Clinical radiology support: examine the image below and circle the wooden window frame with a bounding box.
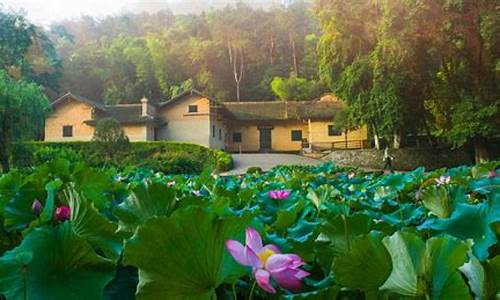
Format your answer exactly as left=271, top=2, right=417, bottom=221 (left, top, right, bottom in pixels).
left=291, top=130, right=303, bottom=141
left=62, top=125, right=73, bottom=138
left=232, top=132, right=242, bottom=143
left=188, top=105, right=198, bottom=113
left=328, top=125, right=341, bottom=136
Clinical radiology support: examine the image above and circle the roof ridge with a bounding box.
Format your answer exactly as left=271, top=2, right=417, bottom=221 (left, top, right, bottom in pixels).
left=106, top=103, right=142, bottom=107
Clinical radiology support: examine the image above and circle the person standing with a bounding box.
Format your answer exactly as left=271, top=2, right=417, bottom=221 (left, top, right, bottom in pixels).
left=382, top=146, right=394, bottom=173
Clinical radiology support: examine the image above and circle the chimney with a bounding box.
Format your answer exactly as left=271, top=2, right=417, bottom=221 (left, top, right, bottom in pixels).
left=141, top=97, right=148, bottom=116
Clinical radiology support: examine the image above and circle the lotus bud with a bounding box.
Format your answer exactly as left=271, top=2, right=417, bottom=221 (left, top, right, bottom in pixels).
left=415, top=189, right=422, bottom=201
left=31, top=199, right=43, bottom=216
left=54, top=205, right=71, bottom=221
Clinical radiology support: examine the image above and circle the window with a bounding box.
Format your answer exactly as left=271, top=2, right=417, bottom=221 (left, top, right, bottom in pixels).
left=232, top=132, right=242, bottom=143
left=291, top=130, right=302, bottom=141
left=62, top=125, right=73, bottom=137
left=188, top=105, right=198, bottom=113
left=218, top=128, right=222, bottom=140
left=328, top=125, right=341, bottom=136
left=212, top=125, right=216, bottom=138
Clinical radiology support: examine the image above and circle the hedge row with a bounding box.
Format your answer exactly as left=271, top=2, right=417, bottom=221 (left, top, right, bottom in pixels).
left=13, top=141, right=233, bottom=174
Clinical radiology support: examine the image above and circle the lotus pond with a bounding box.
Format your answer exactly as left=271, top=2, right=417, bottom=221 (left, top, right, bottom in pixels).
left=0, top=159, right=499, bottom=299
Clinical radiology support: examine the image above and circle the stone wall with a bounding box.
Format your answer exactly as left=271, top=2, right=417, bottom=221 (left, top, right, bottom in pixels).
left=325, top=147, right=473, bottom=170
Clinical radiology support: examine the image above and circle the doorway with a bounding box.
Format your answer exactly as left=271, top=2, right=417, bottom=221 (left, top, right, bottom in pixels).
left=259, top=127, right=272, bottom=152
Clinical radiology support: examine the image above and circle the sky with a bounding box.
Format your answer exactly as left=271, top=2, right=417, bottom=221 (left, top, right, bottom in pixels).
left=1, top=0, right=285, bottom=25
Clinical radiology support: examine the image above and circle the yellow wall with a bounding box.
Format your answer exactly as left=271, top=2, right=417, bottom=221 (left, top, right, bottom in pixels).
left=45, top=100, right=95, bottom=141
left=45, top=95, right=368, bottom=151
left=122, top=125, right=148, bottom=141
left=226, top=120, right=309, bottom=152
left=157, top=95, right=212, bottom=147
left=309, top=121, right=368, bottom=149
left=226, top=120, right=368, bottom=152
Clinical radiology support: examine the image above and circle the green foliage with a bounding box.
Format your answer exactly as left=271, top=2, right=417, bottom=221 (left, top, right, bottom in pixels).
left=0, top=222, right=115, bottom=300
left=0, top=157, right=498, bottom=298
left=26, top=141, right=233, bottom=173
left=316, top=0, right=500, bottom=156
left=92, top=117, right=130, bottom=160
left=380, top=232, right=470, bottom=299
left=54, top=2, right=319, bottom=102
left=332, top=231, right=392, bottom=298
left=124, top=207, right=253, bottom=299
left=271, top=74, right=326, bottom=100
left=0, top=10, right=61, bottom=89
left=113, top=182, right=176, bottom=235
left=0, top=71, right=50, bottom=172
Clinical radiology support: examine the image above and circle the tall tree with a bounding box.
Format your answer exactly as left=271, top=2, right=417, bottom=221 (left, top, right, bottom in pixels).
left=0, top=10, right=60, bottom=171
left=426, top=0, right=499, bottom=162
left=0, top=71, right=50, bottom=172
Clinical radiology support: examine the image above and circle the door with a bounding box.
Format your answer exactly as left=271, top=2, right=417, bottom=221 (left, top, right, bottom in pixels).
left=259, top=127, right=272, bottom=152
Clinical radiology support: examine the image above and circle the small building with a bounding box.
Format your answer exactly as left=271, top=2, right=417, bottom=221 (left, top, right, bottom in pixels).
left=44, top=89, right=368, bottom=152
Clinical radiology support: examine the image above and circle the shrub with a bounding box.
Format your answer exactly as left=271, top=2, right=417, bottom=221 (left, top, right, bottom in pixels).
left=92, top=118, right=129, bottom=160
left=246, top=166, right=263, bottom=174
left=33, top=146, right=83, bottom=165
left=26, top=141, right=232, bottom=174
left=211, top=150, right=233, bottom=172
left=9, top=143, right=33, bottom=168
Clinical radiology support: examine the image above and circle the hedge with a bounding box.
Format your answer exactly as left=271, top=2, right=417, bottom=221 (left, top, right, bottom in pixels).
left=15, top=141, right=233, bottom=174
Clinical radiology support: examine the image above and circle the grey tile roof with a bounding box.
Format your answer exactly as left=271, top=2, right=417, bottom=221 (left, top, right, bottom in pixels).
left=52, top=92, right=106, bottom=111
left=223, top=100, right=343, bottom=121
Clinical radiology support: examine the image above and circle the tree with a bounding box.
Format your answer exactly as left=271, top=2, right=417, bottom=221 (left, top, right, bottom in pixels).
left=316, top=0, right=384, bottom=148
left=425, top=0, right=499, bottom=162
left=0, top=10, right=61, bottom=91
left=0, top=71, right=50, bottom=172
left=270, top=74, right=326, bottom=100
left=92, top=118, right=129, bottom=161
left=0, top=10, right=60, bottom=172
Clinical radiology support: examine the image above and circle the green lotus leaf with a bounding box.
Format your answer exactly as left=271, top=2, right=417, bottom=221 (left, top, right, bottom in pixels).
left=123, top=207, right=253, bottom=300
left=459, top=252, right=486, bottom=299
left=275, top=200, right=305, bottom=233
left=418, top=199, right=500, bottom=260
left=0, top=222, right=115, bottom=300
left=39, top=179, right=62, bottom=223
left=332, top=231, right=391, bottom=298
left=421, top=185, right=451, bottom=218
left=4, top=179, right=61, bottom=231
left=67, top=187, right=123, bottom=260
left=320, top=213, right=372, bottom=254
left=113, top=181, right=176, bottom=234
left=484, top=255, right=500, bottom=299
left=280, top=286, right=340, bottom=299
left=72, top=164, right=116, bottom=210
left=0, top=171, right=24, bottom=215
left=380, top=232, right=470, bottom=299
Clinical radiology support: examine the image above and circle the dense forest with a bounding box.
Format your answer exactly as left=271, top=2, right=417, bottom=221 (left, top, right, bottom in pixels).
left=0, top=0, right=499, bottom=161
left=50, top=1, right=323, bottom=103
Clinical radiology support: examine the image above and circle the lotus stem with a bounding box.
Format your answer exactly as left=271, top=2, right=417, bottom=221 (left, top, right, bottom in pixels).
left=232, top=282, right=237, bottom=300
left=248, top=280, right=257, bottom=300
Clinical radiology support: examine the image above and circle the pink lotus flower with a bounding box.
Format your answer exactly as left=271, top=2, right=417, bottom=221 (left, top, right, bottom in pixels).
left=488, top=170, right=497, bottom=178
left=226, top=227, right=309, bottom=294
left=54, top=205, right=71, bottom=221
left=193, top=190, right=202, bottom=197
left=31, top=199, right=43, bottom=216
left=435, top=175, right=451, bottom=186
left=268, top=190, right=290, bottom=200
